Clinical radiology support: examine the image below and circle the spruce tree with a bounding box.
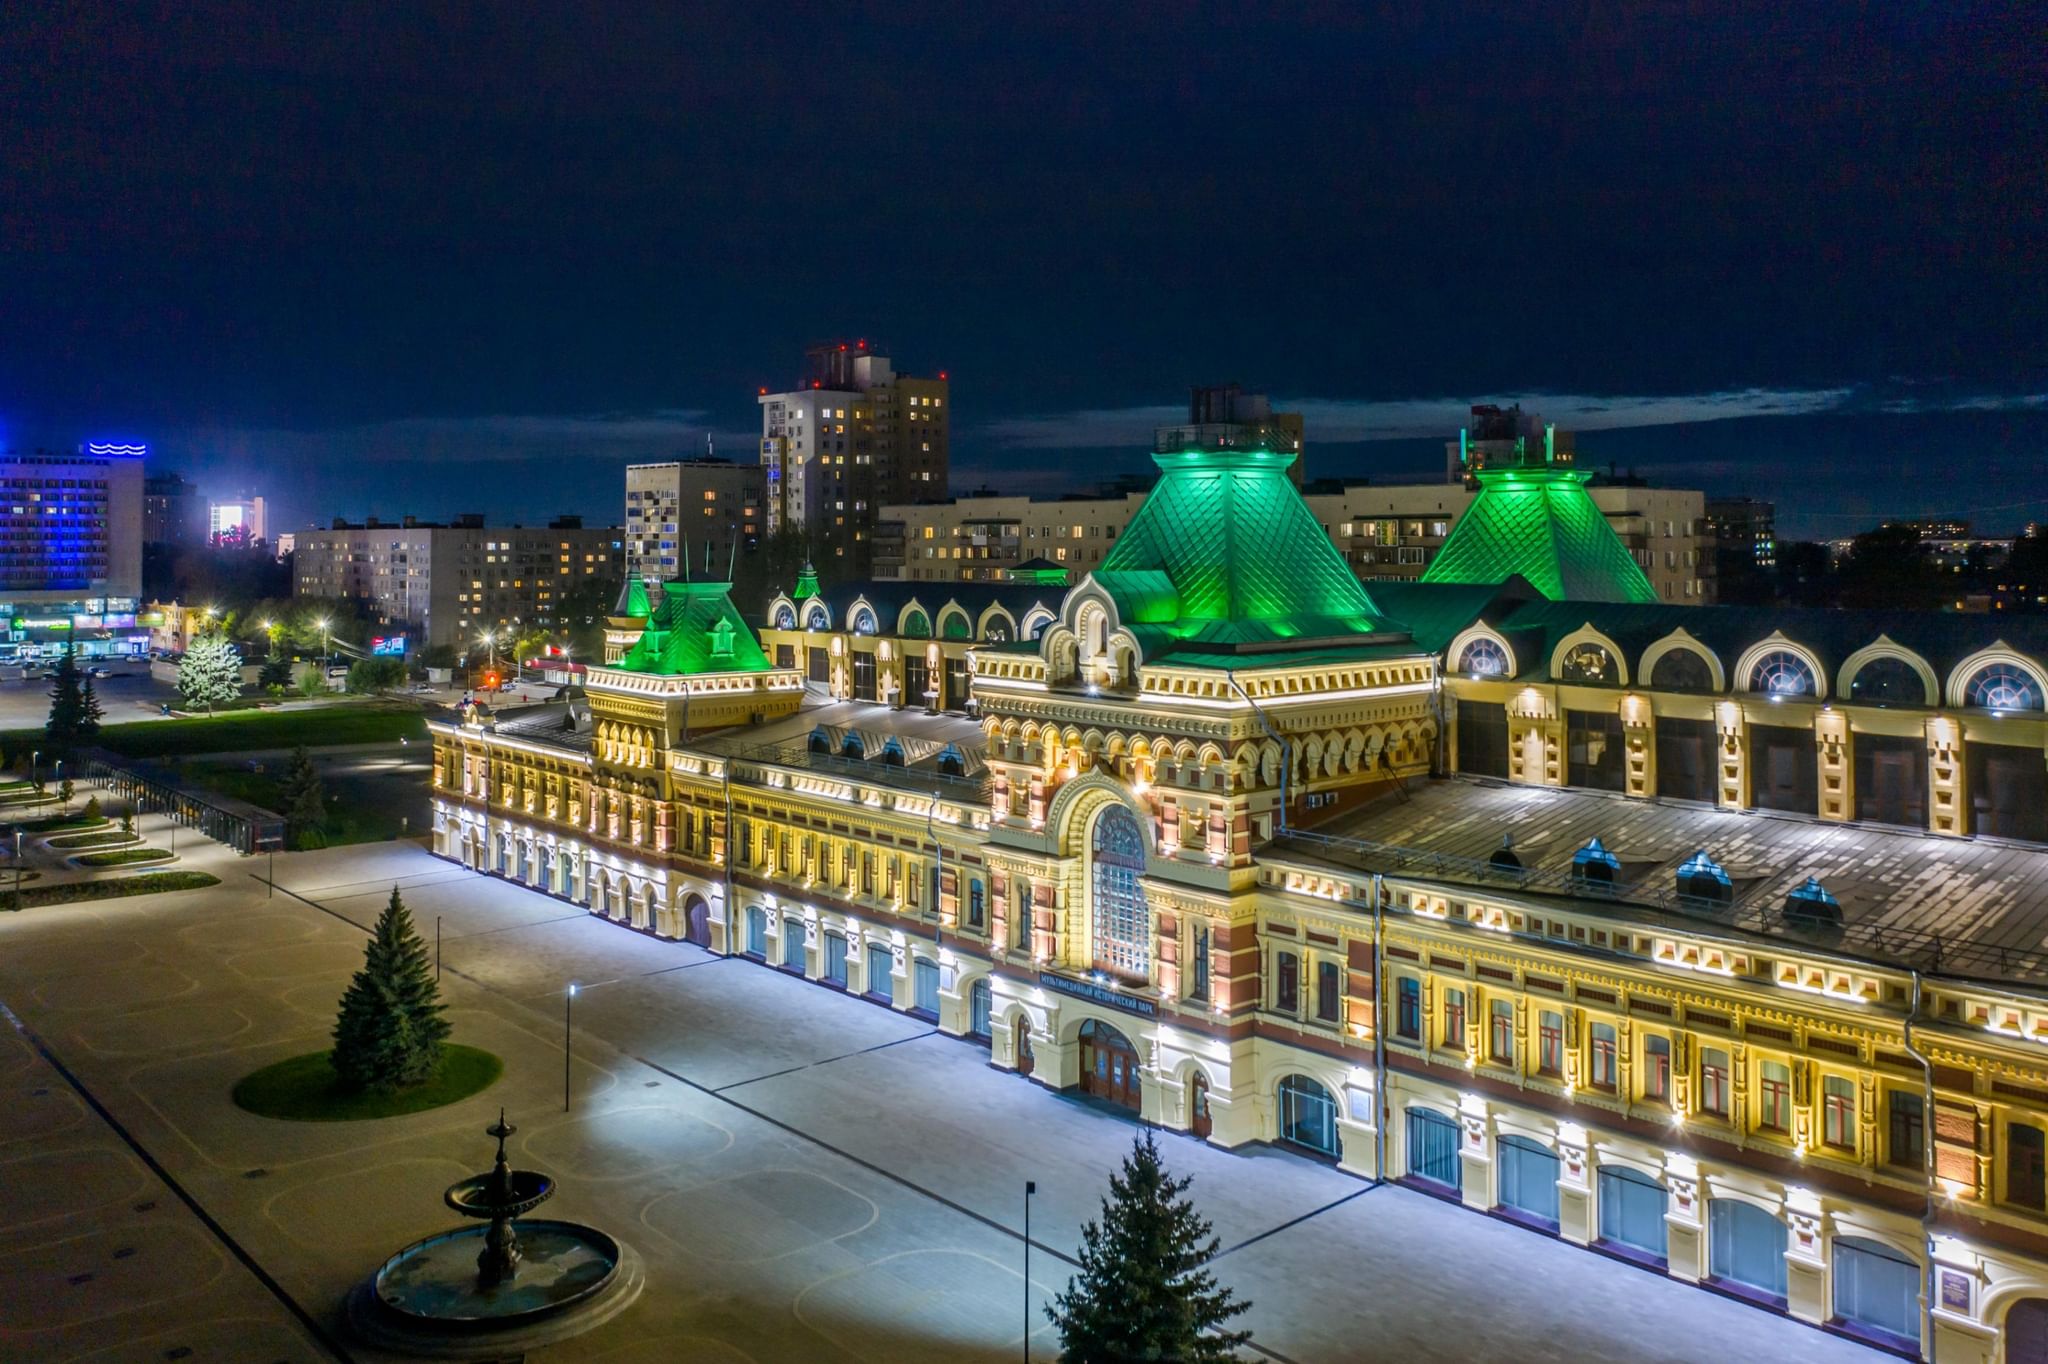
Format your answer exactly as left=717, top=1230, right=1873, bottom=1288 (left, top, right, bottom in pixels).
left=177, top=630, right=243, bottom=713
left=258, top=653, right=293, bottom=693
left=45, top=652, right=85, bottom=757
left=330, top=887, right=451, bottom=1091
left=277, top=745, right=328, bottom=850
left=79, top=674, right=104, bottom=742
left=1048, top=1131, right=1252, bottom=1364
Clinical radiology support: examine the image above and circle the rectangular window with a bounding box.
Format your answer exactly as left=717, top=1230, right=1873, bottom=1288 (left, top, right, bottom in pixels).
left=1643, top=1035, right=1671, bottom=1103
left=823, top=932, right=848, bottom=987
left=1702, top=1048, right=1729, bottom=1117
left=1823, top=1076, right=1856, bottom=1150
left=966, top=878, right=985, bottom=930
left=1316, top=960, right=1341, bottom=1024
left=1190, top=925, right=1210, bottom=1001
left=1590, top=1022, right=1617, bottom=1090
left=1275, top=951, right=1299, bottom=1013
left=1490, top=1000, right=1513, bottom=1061
left=2012, top=1123, right=2047, bottom=1211
left=1888, top=1091, right=1926, bottom=1169
left=1396, top=977, right=1421, bottom=1040
left=1442, top=988, right=1466, bottom=1050
left=1538, top=1011, right=1564, bottom=1074
left=1014, top=881, right=1033, bottom=951
left=1759, top=1060, right=1793, bottom=1132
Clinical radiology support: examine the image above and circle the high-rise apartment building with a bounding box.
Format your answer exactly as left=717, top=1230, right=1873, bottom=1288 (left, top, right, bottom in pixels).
left=758, top=341, right=949, bottom=568
left=0, top=443, right=149, bottom=661
left=624, top=459, right=764, bottom=585
left=143, top=471, right=208, bottom=546
left=293, top=514, right=624, bottom=650
left=1155, top=385, right=1307, bottom=485
left=209, top=495, right=267, bottom=546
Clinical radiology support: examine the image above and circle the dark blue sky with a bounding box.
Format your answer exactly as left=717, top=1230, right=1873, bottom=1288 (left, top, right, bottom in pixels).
left=2, top=4, right=2041, bottom=538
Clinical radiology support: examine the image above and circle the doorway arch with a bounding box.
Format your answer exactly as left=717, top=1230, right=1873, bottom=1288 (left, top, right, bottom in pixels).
left=2007, top=1298, right=2048, bottom=1364
left=1078, top=1018, right=1141, bottom=1111
left=1189, top=1071, right=1213, bottom=1139
left=1014, top=1015, right=1036, bottom=1077
left=682, top=893, right=711, bottom=947
left=1276, top=1074, right=1340, bottom=1158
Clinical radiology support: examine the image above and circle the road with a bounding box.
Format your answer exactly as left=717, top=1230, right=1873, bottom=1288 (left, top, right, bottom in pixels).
left=0, top=670, right=178, bottom=729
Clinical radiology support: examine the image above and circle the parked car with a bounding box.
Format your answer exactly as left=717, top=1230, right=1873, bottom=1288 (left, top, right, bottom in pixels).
left=87, top=666, right=113, bottom=678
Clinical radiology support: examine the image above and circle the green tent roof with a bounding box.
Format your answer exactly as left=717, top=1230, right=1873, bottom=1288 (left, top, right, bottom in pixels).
left=1421, top=465, right=1659, bottom=603
left=614, top=581, right=773, bottom=675
left=1092, top=446, right=1386, bottom=647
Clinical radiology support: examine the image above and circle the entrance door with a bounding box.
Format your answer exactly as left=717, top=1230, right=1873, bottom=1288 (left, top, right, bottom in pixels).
left=745, top=906, right=767, bottom=958
left=684, top=895, right=711, bottom=947
left=1709, top=1200, right=1788, bottom=1303
left=2009, top=1299, right=2048, bottom=1364
left=1406, top=1108, right=1462, bottom=1192
left=1277, top=1075, right=1340, bottom=1157
left=1016, top=1020, right=1035, bottom=1077
left=1596, top=1167, right=1669, bottom=1262
left=1497, top=1136, right=1561, bottom=1228
left=1189, top=1073, right=1212, bottom=1139
left=1079, top=1019, right=1142, bottom=1111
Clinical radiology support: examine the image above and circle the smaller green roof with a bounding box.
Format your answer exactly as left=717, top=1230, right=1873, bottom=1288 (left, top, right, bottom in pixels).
left=614, top=581, right=773, bottom=676
left=792, top=561, right=821, bottom=602
left=1422, top=466, right=1659, bottom=604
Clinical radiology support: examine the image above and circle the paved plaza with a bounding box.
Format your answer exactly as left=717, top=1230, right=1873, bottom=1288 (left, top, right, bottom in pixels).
left=0, top=838, right=1893, bottom=1363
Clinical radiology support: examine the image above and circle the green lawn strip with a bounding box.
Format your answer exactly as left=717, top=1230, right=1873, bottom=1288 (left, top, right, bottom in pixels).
left=12, top=871, right=219, bottom=908
left=10, top=814, right=109, bottom=834
left=231, top=1045, right=502, bottom=1122
left=0, top=703, right=428, bottom=762
left=47, top=829, right=141, bottom=850
left=77, top=847, right=175, bottom=867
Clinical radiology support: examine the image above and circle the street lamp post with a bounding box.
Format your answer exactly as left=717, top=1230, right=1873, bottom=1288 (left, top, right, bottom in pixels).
left=564, top=983, right=578, bottom=1111
left=13, top=830, right=21, bottom=912
left=1023, top=1179, right=1037, bottom=1361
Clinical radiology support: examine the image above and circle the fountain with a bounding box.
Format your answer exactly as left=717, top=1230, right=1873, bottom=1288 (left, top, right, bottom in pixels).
left=347, top=1111, right=644, bottom=1358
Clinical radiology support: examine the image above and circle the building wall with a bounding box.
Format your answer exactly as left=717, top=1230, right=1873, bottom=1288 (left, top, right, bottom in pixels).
left=626, top=461, right=763, bottom=584
left=879, top=482, right=1710, bottom=603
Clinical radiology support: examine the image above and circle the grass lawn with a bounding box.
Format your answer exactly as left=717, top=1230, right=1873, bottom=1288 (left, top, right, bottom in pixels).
left=12, top=871, right=218, bottom=908
left=232, top=1045, right=502, bottom=1121
left=77, top=847, right=174, bottom=867
left=184, top=761, right=409, bottom=845
left=9, top=813, right=109, bottom=835
left=47, top=829, right=140, bottom=850
left=0, top=703, right=428, bottom=761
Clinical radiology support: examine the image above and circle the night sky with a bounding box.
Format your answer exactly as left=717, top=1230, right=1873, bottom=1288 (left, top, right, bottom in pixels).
left=2, top=4, right=2041, bottom=538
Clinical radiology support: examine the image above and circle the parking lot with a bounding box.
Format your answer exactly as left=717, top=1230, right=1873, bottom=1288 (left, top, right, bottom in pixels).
left=0, top=667, right=179, bottom=730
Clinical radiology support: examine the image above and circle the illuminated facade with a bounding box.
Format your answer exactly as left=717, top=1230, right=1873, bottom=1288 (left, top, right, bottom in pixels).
left=0, top=443, right=147, bottom=660
left=432, top=437, right=2048, bottom=1361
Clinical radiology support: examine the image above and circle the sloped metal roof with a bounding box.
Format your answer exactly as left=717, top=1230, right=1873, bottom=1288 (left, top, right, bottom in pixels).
left=1421, top=466, right=1660, bottom=603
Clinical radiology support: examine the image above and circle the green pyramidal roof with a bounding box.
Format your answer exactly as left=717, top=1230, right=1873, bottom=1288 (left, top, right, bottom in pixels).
left=614, top=580, right=773, bottom=675
left=1421, top=465, right=1659, bottom=604
left=1093, top=446, right=1386, bottom=647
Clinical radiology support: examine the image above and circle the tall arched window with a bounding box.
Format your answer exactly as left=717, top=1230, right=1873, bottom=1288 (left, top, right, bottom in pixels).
left=772, top=603, right=796, bottom=630
left=1559, top=643, right=1619, bottom=685
left=1746, top=649, right=1816, bottom=698
left=1965, top=662, right=2044, bottom=711
left=850, top=606, right=877, bottom=635
left=804, top=602, right=831, bottom=630
left=1090, top=804, right=1151, bottom=980
left=901, top=609, right=931, bottom=638
left=1457, top=638, right=1509, bottom=677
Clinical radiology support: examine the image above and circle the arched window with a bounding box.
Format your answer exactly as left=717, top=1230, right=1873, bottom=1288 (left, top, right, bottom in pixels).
left=936, top=748, right=966, bottom=777
left=1850, top=655, right=1928, bottom=707
left=1559, top=642, right=1619, bottom=685
left=878, top=739, right=906, bottom=768
left=969, top=979, right=992, bottom=1039
left=1747, top=649, right=1816, bottom=698
left=850, top=606, right=877, bottom=635
left=839, top=735, right=865, bottom=760
left=901, top=609, right=931, bottom=638
left=1277, top=1075, right=1340, bottom=1158
left=941, top=611, right=972, bottom=641
left=772, top=603, right=796, bottom=630
left=1709, top=1200, right=1788, bottom=1302
left=1457, top=638, right=1509, bottom=678
left=1965, top=662, right=2044, bottom=712
left=1026, top=611, right=1055, bottom=640
left=1676, top=850, right=1732, bottom=907
left=1650, top=648, right=1714, bottom=692
left=1090, top=804, right=1151, bottom=980
left=804, top=602, right=831, bottom=630
left=808, top=731, right=831, bottom=755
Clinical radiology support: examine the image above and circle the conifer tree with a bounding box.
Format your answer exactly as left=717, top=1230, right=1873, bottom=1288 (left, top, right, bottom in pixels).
left=257, top=653, right=293, bottom=693
left=277, top=745, right=328, bottom=850
left=44, top=651, right=85, bottom=756
left=1048, top=1131, right=1252, bottom=1364
left=330, top=887, right=450, bottom=1091
left=177, top=630, right=243, bottom=713
left=80, top=674, right=104, bottom=742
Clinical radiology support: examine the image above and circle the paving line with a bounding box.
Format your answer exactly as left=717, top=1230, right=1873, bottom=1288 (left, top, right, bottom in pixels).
left=711, top=1027, right=938, bottom=1093
left=1209, top=1181, right=1383, bottom=1261
left=0, top=998, right=355, bottom=1364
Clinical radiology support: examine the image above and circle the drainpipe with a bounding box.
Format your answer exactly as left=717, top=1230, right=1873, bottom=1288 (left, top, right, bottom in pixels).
left=1902, top=969, right=1937, bottom=1364
left=1226, top=670, right=1291, bottom=837
left=926, top=793, right=945, bottom=965
left=1373, top=871, right=1388, bottom=1182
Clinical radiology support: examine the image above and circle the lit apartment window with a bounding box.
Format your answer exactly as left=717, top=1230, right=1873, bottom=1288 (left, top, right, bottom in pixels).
left=1759, top=1061, right=1792, bottom=1132
left=1442, top=988, right=1465, bottom=1049
left=1538, top=1012, right=1564, bottom=1074
left=1490, top=1000, right=1513, bottom=1060
left=1590, top=1023, right=1617, bottom=1090
left=1823, top=1076, right=1856, bottom=1150
left=1643, top=1035, right=1671, bottom=1102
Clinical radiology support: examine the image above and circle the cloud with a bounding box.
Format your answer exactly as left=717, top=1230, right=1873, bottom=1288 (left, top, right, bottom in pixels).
left=176, top=410, right=755, bottom=465
left=979, top=384, right=2048, bottom=450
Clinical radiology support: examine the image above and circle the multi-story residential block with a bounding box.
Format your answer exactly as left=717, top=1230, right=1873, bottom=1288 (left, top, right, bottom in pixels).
left=0, top=443, right=148, bottom=662
left=433, top=433, right=2048, bottom=1363
left=142, top=470, right=208, bottom=546
left=209, top=494, right=266, bottom=546
left=1707, top=496, right=1779, bottom=571
left=759, top=341, right=949, bottom=568
left=1155, top=384, right=1307, bottom=486
left=293, top=514, right=623, bottom=650
left=625, top=459, right=763, bottom=586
